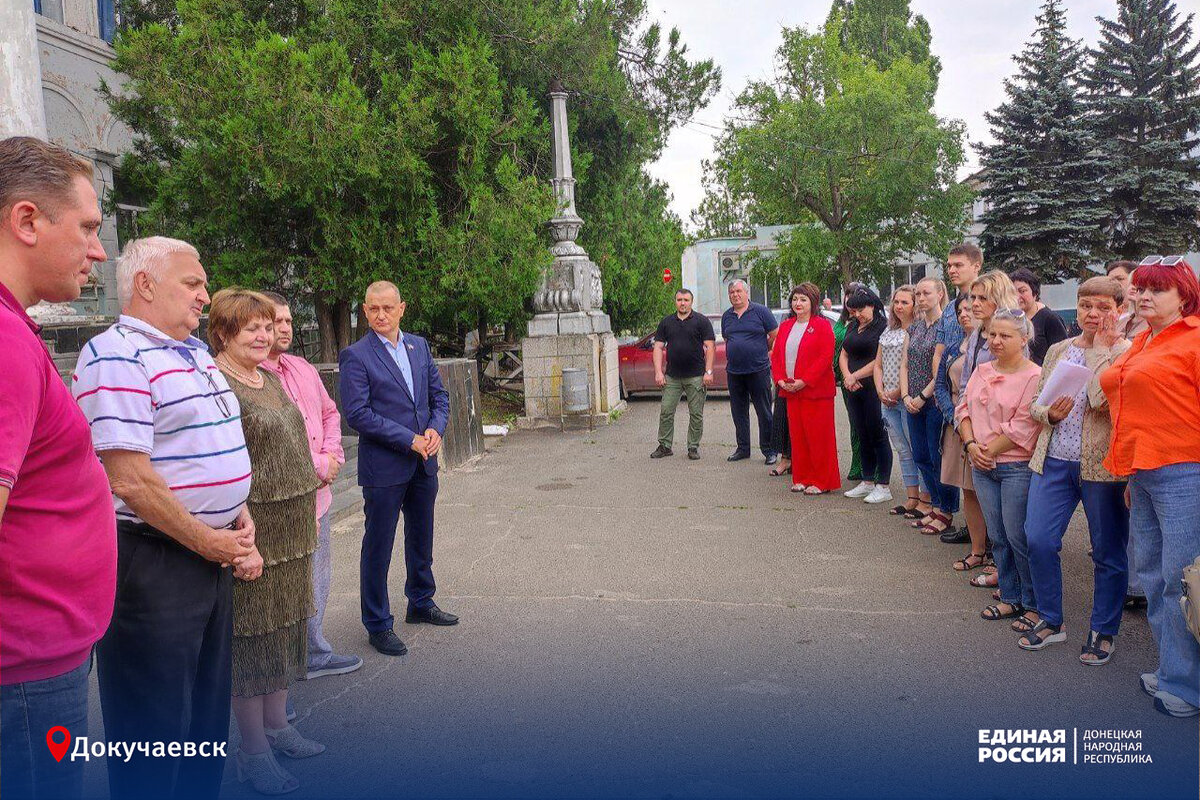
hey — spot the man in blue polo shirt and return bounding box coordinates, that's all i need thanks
[720,280,779,464]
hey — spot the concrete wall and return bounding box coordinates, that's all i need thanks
[1,2,49,139]
[36,14,133,318]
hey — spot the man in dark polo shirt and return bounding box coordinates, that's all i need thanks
[651,289,715,460]
[720,279,779,464]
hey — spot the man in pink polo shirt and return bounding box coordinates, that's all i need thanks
[0,137,116,800]
[260,292,361,681]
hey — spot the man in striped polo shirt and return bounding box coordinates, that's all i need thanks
[74,236,261,800]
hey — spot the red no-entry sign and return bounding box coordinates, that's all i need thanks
[662,268,672,284]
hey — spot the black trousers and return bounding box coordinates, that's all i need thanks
[843,383,893,484]
[362,469,439,633]
[770,393,790,458]
[727,368,774,456]
[98,525,232,800]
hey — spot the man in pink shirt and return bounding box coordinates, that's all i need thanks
[0,137,116,800]
[260,292,361,680]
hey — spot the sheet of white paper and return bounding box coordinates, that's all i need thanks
[1035,360,1093,406]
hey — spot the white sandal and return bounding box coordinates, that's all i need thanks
[265,724,326,759]
[236,748,299,795]
[803,486,827,495]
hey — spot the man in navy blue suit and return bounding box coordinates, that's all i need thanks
[339,281,456,657]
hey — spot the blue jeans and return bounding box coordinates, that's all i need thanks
[1129,462,1200,707]
[0,656,90,800]
[1026,458,1129,631]
[973,461,1035,610]
[907,404,959,513]
[882,403,925,491]
[307,511,335,669]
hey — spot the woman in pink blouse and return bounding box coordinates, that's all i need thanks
[955,309,1043,633]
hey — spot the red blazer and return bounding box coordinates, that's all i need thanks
[770,315,836,400]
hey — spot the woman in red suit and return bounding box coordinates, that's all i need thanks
[771,282,841,494]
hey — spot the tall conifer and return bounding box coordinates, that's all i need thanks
[1081,0,1200,259]
[978,0,1106,280]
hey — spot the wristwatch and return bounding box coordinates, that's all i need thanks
[704,370,713,376]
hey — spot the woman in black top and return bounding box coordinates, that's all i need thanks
[1010,267,1068,365]
[839,289,893,504]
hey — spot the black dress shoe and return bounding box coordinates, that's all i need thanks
[727,450,751,462]
[687,448,700,460]
[764,454,780,466]
[406,605,459,626]
[939,526,970,544]
[368,630,408,656]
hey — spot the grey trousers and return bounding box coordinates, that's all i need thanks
[307,511,334,669]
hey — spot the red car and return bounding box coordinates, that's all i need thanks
[617,315,728,397]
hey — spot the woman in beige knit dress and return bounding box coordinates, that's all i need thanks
[209,289,324,795]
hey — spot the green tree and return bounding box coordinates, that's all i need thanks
[1080,0,1200,259]
[709,21,970,291]
[108,0,719,356]
[689,159,754,240]
[827,0,941,92]
[978,0,1108,281]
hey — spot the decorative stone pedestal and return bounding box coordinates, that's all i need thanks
[520,81,626,428]
[519,326,622,428]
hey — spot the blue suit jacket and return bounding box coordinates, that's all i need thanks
[339,331,450,487]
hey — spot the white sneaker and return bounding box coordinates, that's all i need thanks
[1154,690,1200,718]
[844,481,873,498]
[863,485,893,504]
[1140,673,1158,697]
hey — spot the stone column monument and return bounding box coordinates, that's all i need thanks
[520,82,622,425]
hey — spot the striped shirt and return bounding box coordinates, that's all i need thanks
[73,315,251,528]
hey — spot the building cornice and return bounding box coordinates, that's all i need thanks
[36,16,116,64]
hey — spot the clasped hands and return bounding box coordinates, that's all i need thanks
[411,428,443,461]
[214,506,261,582]
[777,378,806,393]
[966,440,997,471]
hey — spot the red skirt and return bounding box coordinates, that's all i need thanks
[786,395,841,492]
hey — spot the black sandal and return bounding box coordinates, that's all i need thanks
[1011,612,1039,633]
[1080,631,1115,666]
[768,465,792,476]
[954,552,989,572]
[981,603,1023,621]
[1017,621,1065,651]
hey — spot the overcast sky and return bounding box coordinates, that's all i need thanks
[644,0,1116,225]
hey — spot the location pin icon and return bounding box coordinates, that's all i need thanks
[46,727,70,762]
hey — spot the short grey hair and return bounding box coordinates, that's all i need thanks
[117,236,199,307]
[991,307,1034,340]
[364,280,401,302]
[728,279,749,292]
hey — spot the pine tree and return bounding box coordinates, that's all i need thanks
[978,0,1108,281]
[1081,0,1200,259]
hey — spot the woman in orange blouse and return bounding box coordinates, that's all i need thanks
[1100,257,1200,718]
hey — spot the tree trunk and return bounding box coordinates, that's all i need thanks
[354,302,368,342]
[316,296,336,364]
[334,300,353,353]
[837,251,854,295]
[476,309,489,378]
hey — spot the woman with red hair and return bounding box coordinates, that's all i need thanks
[771,283,840,494]
[1101,256,1200,718]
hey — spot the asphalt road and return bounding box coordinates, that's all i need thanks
[83,396,1197,799]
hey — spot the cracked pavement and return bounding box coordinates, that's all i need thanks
[83,397,1197,798]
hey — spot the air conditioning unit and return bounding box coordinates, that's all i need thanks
[720,253,740,274]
